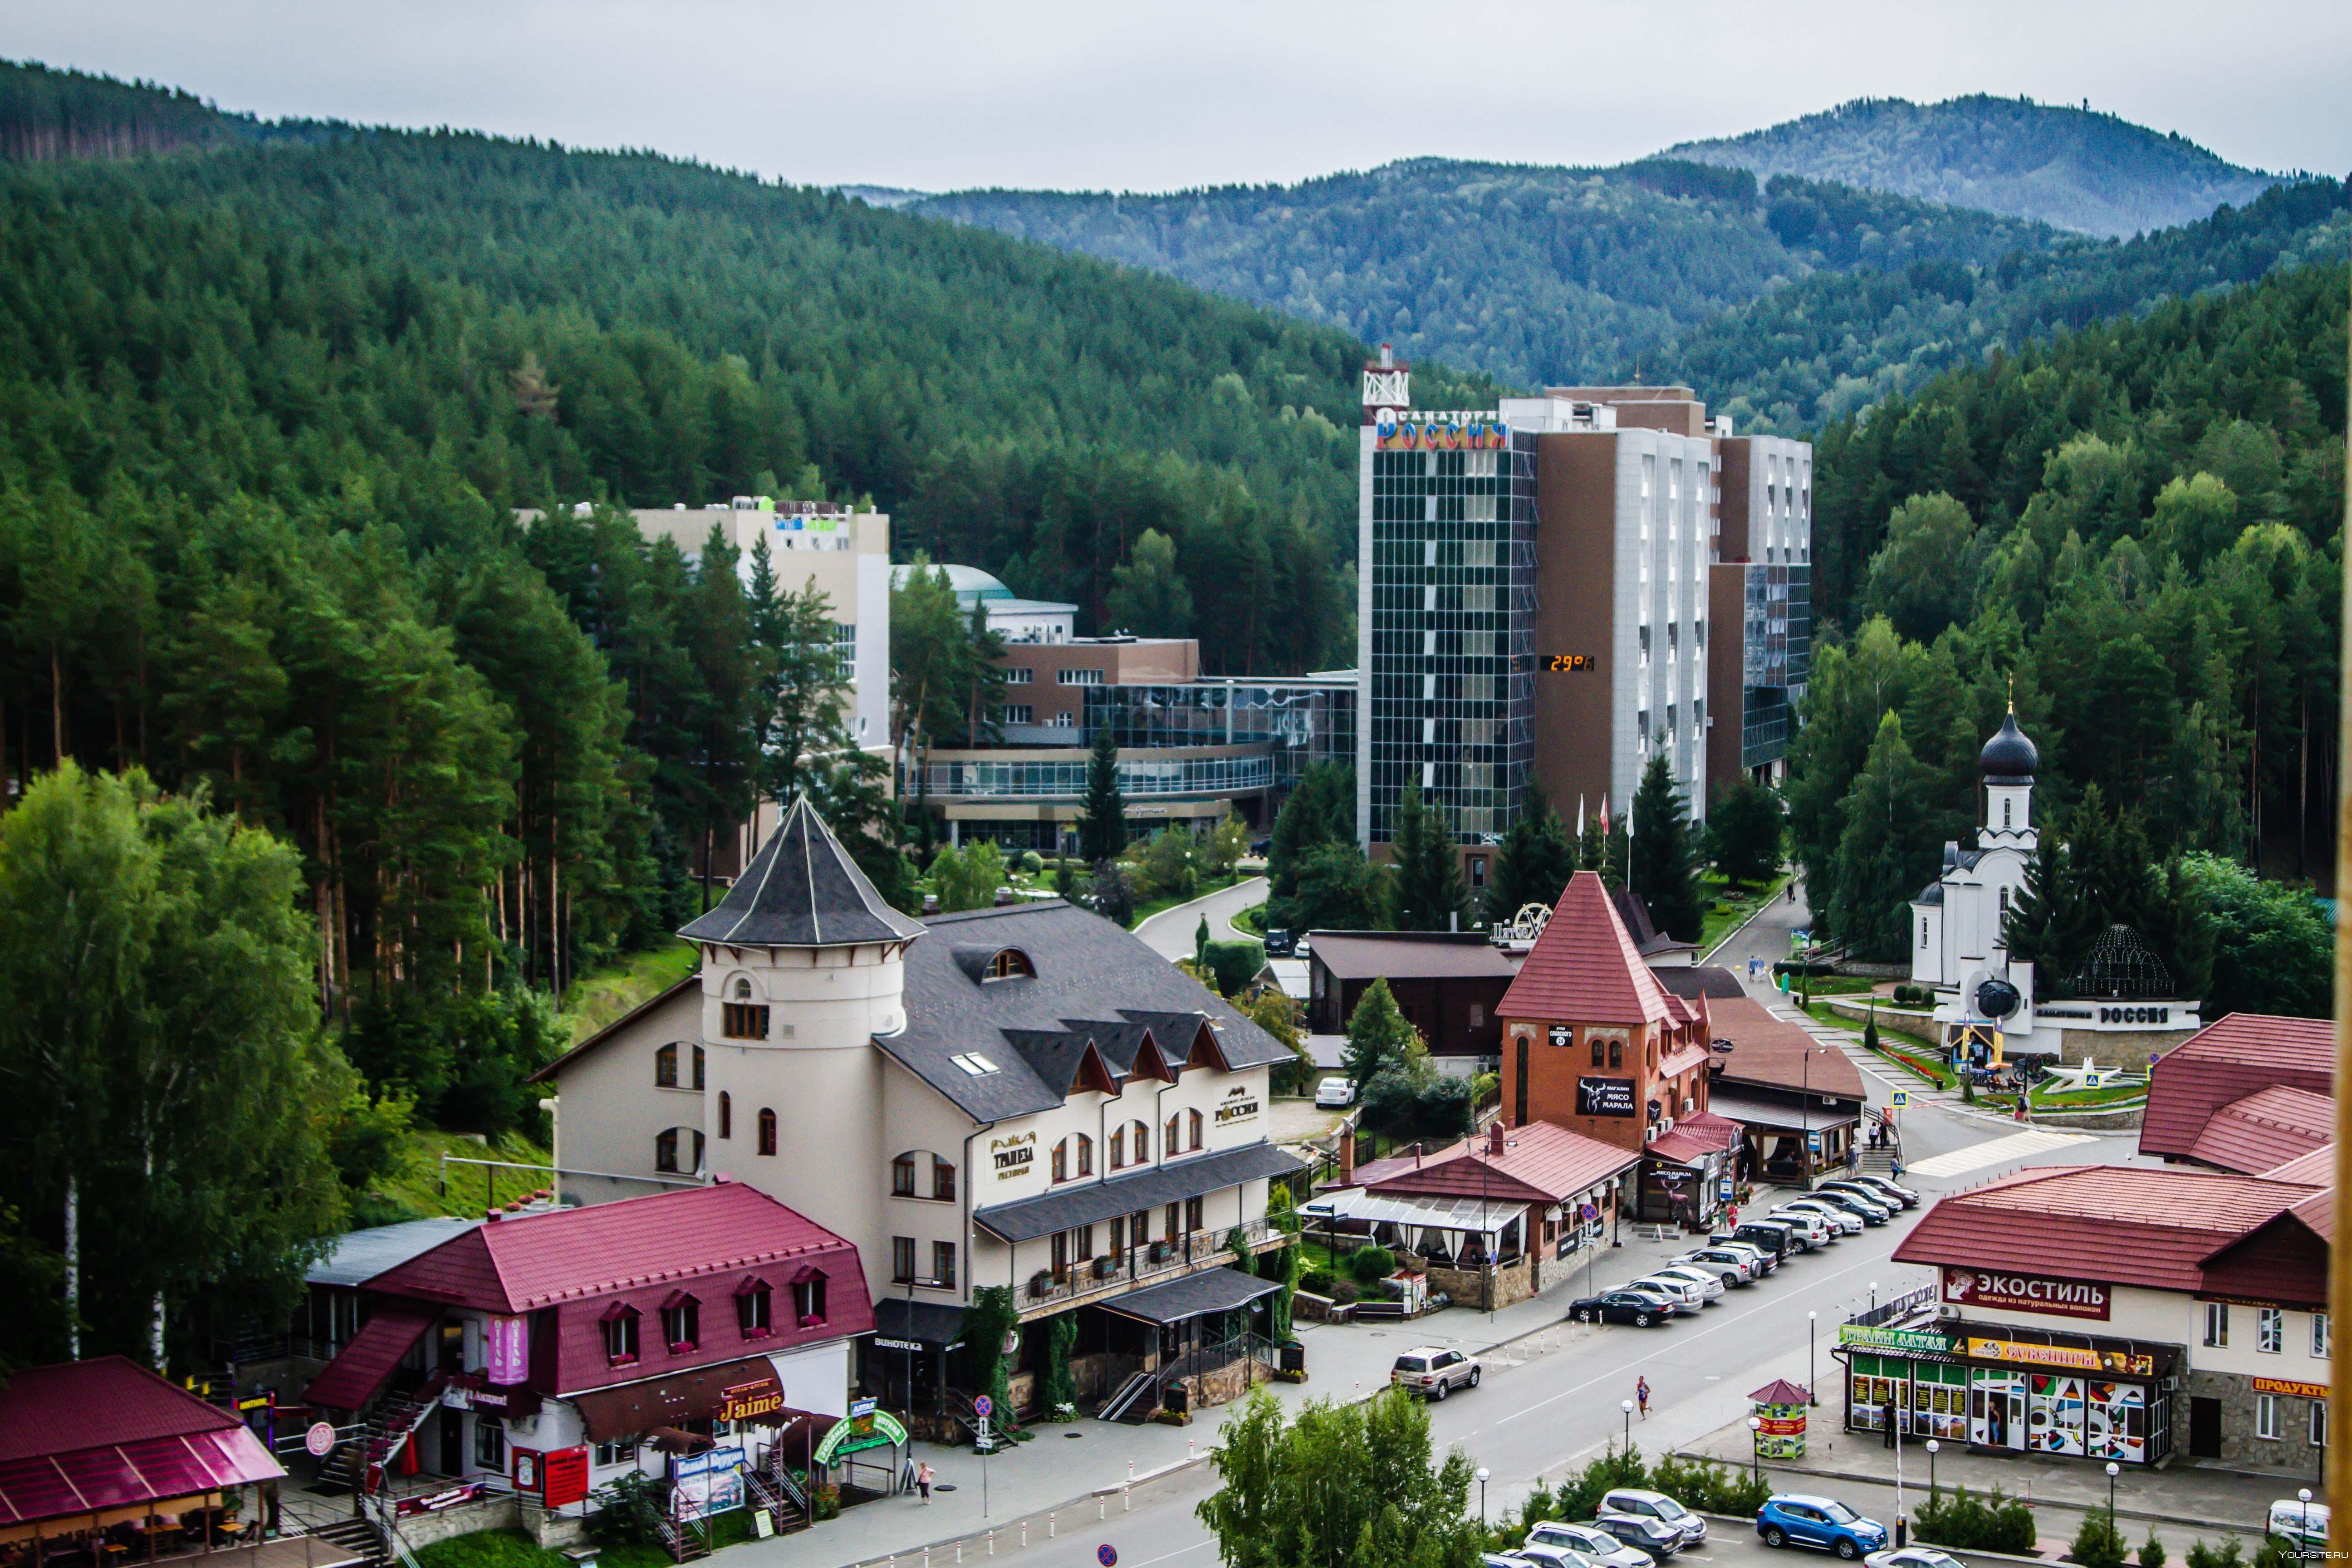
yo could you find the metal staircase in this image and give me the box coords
[656,1514,711,1563]
[316,1377,446,1495]
[743,1464,809,1537]
[1096,1371,1157,1424]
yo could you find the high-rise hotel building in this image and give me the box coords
[1356,354,1809,865]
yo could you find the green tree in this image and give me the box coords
[1342,977,1426,1091]
[1105,527,1195,637]
[1196,1387,1481,1568]
[1271,841,1385,933]
[1268,763,1352,906]
[1204,809,1251,879]
[2177,853,2332,1017]
[1865,493,1978,644]
[1829,713,1942,963]
[1706,778,1785,887]
[1629,755,1705,942]
[1483,789,1578,926]
[930,840,1009,914]
[1078,725,1127,864]
[1387,781,1468,931]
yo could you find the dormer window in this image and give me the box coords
[723,978,770,1041]
[791,1269,828,1328]
[661,1294,700,1354]
[601,1305,640,1366]
[735,1279,773,1338]
[984,948,1034,981]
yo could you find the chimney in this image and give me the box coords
[1337,1122,1356,1186]
[1487,1122,1506,1157]
[485,1210,503,1222]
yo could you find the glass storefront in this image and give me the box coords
[1840,1324,2174,1466]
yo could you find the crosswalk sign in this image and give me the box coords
[1891,1090,1911,1108]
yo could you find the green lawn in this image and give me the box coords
[1233,902,1269,936]
[1127,870,1249,929]
[363,1128,558,1224]
[416,1516,762,1568]
[557,939,699,1046]
[1699,874,1788,953]
[1798,1002,1951,1088]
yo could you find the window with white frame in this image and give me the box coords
[2314,1400,2329,1447]
[2259,1307,2284,1353]
[2256,1393,2279,1440]
[832,623,857,682]
[1058,669,1104,686]
[1005,666,1034,684]
[593,1438,637,1469]
[2316,1313,2331,1357]
[1004,705,1034,725]
[2204,1302,2230,1347]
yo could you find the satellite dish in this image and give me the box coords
[1975,977,2022,1020]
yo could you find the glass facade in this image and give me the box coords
[1737,562,1812,772]
[1086,681,1354,788]
[906,751,1274,800]
[1365,436,1538,844]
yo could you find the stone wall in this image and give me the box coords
[2055,1026,2192,1073]
[2183,1369,2329,1475]
[386,1495,522,1553]
[1426,1258,1532,1312]
[1182,1357,1269,1410]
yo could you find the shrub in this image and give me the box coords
[1203,939,1265,996]
[2141,1529,2168,1568]
[1019,849,1044,874]
[1651,1454,1769,1517]
[586,1469,670,1546]
[1298,1268,1337,1294]
[1346,1244,1396,1283]
[1914,1486,2037,1554]
[1549,1444,1651,1522]
[2074,1512,2129,1568]
[1326,1277,1361,1304]
[2187,1543,2246,1568]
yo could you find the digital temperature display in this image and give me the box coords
[1546,655,1597,672]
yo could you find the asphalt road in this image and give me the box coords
[1132,876,1267,962]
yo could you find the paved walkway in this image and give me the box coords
[1131,875,1265,960]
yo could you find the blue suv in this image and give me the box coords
[1757,1495,1890,1560]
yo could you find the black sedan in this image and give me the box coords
[1568,1290,1678,1327]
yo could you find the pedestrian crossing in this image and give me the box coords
[1903,1128,2095,1178]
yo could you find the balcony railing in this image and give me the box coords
[1019,1219,1288,1313]
[906,751,1275,801]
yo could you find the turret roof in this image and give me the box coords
[677,796,923,948]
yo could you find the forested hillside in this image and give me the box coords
[1787,258,2346,978]
[916,158,2058,388]
[1660,176,2349,437]
[1669,95,2282,238]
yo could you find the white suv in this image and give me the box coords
[1779,1200,1862,1237]
[1769,1207,1838,1246]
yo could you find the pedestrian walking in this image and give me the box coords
[1636,1376,1650,1418]
[917,1461,934,1503]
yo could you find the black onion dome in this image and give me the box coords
[1979,711,2039,784]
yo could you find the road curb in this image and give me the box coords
[1700,876,1793,967]
[1132,875,1267,941]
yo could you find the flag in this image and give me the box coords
[1599,795,1610,837]
[1576,794,1586,838]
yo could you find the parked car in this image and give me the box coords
[1390,1346,1481,1399]
[1568,1290,1677,1326]
[1820,1179,1905,1215]
[1509,1544,1605,1568]
[1864,1548,1969,1568]
[1805,1188,1891,1225]
[1600,1490,1707,1548]
[1719,1222,1799,1260]
[1777,1198,1862,1235]
[1629,1274,1707,1310]
[1263,927,1295,957]
[1527,1520,1656,1568]
[1757,1495,1889,1559]
[1769,1205,1845,1243]
[1315,1076,1356,1108]
[1717,1237,1783,1274]
[2269,1498,2331,1558]
[1685,1242,1771,1279]
[1649,1264,1728,1303]
[1751,1213,1825,1252]
[1671,1248,1753,1286]
[1591,1512,1684,1558]
[1841,1173,1920,1208]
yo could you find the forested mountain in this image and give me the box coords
[1787,256,2346,970]
[1668,95,2282,238]
[915,158,2058,388]
[1658,175,2350,435]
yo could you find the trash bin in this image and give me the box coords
[1164,1383,1190,1414]
[1279,1343,1305,1374]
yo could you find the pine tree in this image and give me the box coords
[1630,756,1707,942]
[1387,781,1468,931]
[1267,761,1351,903]
[1830,713,1943,962]
[1484,789,1577,925]
[1077,725,1126,864]
[1341,976,1426,1089]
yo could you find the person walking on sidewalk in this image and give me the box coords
[1636,1376,1650,1418]
[916,1461,934,1503]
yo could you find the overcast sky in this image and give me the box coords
[6,0,2347,193]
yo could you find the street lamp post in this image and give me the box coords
[1808,1311,1818,1407]
[1926,1439,1939,1495]
[2107,1462,2122,1537]
[1477,1467,1490,1529]
[1748,1416,1763,1483]
[1622,1399,1635,1454]
[1870,1281,1880,1314]
[2300,1488,2313,1553]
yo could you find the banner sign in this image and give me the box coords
[1578,1076,1637,1117]
[1965,1338,2155,1377]
[1372,412,1510,451]
[672,1446,747,1519]
[543,1448,590,1510]
[484,1316,530,1384]
[1839,1323,1958,1354]
[1943,1266,2111,1320]
[2253,1377,2330,1399]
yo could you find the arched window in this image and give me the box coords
[933,1156,956,1201]
[718,1092,732,1139]
[1132,1120,1150,1164]
[892,1153,917,1196]
[2003,798,2013,828]
[1109,1126,1125,1170]
[692,1044,706,1091]
[722,978,769,1040]
[757,1109,778,1157]
[1590,1038,1603,1068]
[985,948,1035,981]
[1075,1133,1093,1176]
[655,1128,706,1174]
[656,1127,678,1171]
[1166,1113,1181,1155]
[655,1042,679,1088]
[733,977,753,998]
[1608,1039,1623,1069]
[1188,1108,1203,1151]
[1052,1140,1068,1182]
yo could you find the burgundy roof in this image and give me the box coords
[2185,1086,2335,1174]
[0,1358,284,1528]
[1893,1165,2319,1294]
[1648,1111,1742,1166]
[2200,1200,2332,1306]
[1706,995,1865,1098]
[1749,1378,1812,1406]
[1499,872,1672,1027]
[2140,1014,2334,1161]
[2265,1146,2336,1186]
[303,1301,438,1411]
[364,1179,857,1312]
[1367,1121,1636,1204]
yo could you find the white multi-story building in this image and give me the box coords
[534,799,1301,1420]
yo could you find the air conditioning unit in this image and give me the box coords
[1937,1304,1961,1321]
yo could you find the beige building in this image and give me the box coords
[534,799,1302,1424]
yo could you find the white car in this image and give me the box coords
[1781,1200,1864,1236]
[1600,1490,1707,1548]
[1527,1521,1656,1568]
[1650,1264,1728,1303]
[1864,1549,1969,1568]
[1631,1274,1708,1310]
[1705,1237,1781,1275]
[1619,1279,1692,1313]
[1509,1545,1604,1568]
[1769,1206,1842,1244]
[1672,1247,1754,1286]
[1315,1077,1356,1107]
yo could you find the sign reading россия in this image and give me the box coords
[1941,1265,2110,1320]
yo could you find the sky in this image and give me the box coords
[4,0,2347,194]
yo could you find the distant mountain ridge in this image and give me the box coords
[1667,95,2282,238]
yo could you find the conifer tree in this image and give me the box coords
[1077,725,1126,864]
[1387,781,1468,931]
[1341,976,1426,1089]
[1630,755,1706,942]
[1484,789,1577,925]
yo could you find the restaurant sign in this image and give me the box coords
[1838,1323,1957,1355]
[1942,1265,2110,1320]
[1578,1076,1637,1117]
[717,1375,784,1424]
[1215,1084,1261,1127]
[990,1131,1037,1181]
[1964,1338,2156,1377]
[484,1314,529,1384]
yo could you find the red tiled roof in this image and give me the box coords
[1347,1140,1469,1190]
[1647,1111,1742,1166]
[2139,1014,2334,1161]
[1367,1121,1637,1204]
[1892,1165,2319,1294]
[2185,1086,2335,1174]
[2264,1146,2336,1186]
[0,1357,250,1464]
[365,1179,858,1313]
[303,1301,439,1411]
[2290,1187,2334,1245]
[1749,1378,1812,1406]
[1706,995,1865,1098]
[1498,872,1672,1027]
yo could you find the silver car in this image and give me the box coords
[1650,1264,1728,1303]
[1528,1521,1656,1568]
[1390,1346,1481,1400]
[1671,1247,1754,1286]
[1601,1489,1708,1548]
[1630,1273,1708,1310]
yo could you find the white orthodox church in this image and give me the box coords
[1909,711,2199,1070]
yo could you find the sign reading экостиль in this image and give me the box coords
[1941,1265,2110,1320]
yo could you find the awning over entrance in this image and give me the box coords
[974,1142,1303,1243]
[1101,1268,1284,1326]
[304,1302,439,1411]
[872,1299,966,1348]
[1298,1186,1517,1239]
[0,1426,283,1531]
[1708,1088,1861,1134]
[567,1357,792,1443]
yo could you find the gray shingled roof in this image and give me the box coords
[678,796,924,948]
[973,1141,1306,1242]
[1102,1267,1285,1324]
[876,901,1297,1123]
